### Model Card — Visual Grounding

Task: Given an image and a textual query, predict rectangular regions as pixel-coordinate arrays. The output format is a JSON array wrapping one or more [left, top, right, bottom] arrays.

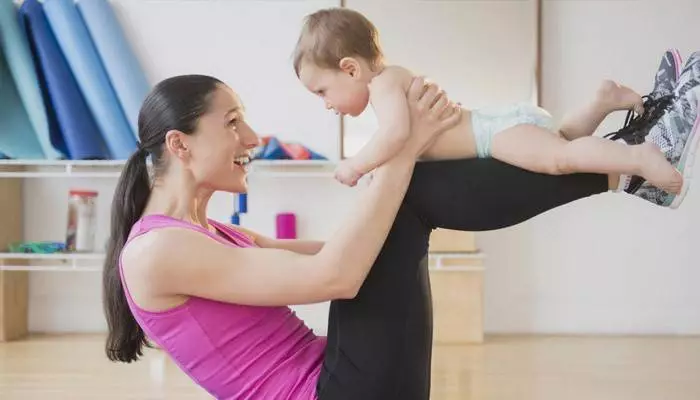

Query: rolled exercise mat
[[0, 0, 62, 159], [19, 0, 109, 160], [18, 2, 69, 159], [44, 0, 137, 159], [77, 0, 149, 140], [0, 49, 45, 159]]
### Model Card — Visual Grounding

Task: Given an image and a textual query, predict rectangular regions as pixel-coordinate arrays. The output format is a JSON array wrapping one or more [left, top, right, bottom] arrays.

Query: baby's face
[[298, 60, 370, 117]]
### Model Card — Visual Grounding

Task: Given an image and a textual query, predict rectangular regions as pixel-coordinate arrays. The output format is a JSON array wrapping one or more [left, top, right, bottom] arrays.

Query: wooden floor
[[1, 334, 700, 399]]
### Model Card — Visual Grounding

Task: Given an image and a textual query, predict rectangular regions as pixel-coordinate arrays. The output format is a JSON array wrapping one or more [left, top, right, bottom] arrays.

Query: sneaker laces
[[603, 94, 675, 144]]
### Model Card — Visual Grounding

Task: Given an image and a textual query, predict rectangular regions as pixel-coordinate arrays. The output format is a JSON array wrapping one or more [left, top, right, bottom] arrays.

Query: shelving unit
[[0, 158, 336, 341], [0, 177, 26, 341]]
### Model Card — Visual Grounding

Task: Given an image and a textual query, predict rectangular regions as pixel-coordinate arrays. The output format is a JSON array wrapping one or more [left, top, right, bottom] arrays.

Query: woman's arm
[[227, 224, 324, 255], [125, 80, 461, 307], [128, 153, 416, 306], [262, 239, 324, 255]]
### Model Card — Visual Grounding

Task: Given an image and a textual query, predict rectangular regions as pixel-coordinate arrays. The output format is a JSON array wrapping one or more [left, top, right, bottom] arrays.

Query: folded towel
[[254, 136, 327, 161]]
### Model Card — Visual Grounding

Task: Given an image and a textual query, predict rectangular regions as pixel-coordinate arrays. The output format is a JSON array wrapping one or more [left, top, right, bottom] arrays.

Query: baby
[[293, 8, 681, 195]]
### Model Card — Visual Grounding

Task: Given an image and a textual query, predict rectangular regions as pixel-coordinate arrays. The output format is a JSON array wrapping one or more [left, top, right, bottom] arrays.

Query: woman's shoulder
[[120, 221, 176, 278], [121, 247, 189, 313], [121, 214, 257, 282], [119, 217, 210, 312], [121, 216, 202, 275]]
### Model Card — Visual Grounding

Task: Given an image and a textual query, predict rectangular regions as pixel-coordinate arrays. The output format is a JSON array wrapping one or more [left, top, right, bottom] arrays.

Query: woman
[[104, 56, 693, 399]]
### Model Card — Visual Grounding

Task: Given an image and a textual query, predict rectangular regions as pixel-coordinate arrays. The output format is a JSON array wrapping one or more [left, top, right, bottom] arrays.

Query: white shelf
[[0, 251, 483, 272], [429, 252, 485, 271], [0, 252, 104, 272], [0, 159, 336, 179], [248, 160, 335, 178], [0, 253, 105, 260]]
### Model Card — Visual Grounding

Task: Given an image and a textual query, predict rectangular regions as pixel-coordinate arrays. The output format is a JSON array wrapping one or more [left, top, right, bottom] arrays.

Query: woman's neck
[[144, 173, 213, 231]]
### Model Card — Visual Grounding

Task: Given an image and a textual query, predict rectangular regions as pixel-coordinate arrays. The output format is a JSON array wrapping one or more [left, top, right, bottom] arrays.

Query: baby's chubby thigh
[[418, 108, 478, 161]]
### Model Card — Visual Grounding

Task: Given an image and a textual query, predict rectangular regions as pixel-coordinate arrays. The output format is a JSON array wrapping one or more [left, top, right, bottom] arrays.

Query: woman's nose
[[240, 125, 261, 149]]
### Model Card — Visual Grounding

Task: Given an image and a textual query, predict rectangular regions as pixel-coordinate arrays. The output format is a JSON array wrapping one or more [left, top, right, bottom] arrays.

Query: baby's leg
[[559, 80, 645, 140], [490, 124, 683, 194]]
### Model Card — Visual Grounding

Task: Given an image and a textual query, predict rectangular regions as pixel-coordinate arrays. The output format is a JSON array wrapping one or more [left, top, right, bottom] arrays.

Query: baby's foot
[[635, 142, 683, 194], [596, 79, 645, 115]]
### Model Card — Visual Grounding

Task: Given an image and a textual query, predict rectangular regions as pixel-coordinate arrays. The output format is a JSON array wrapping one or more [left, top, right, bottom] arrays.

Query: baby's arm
[[343, 70, 411, 176]]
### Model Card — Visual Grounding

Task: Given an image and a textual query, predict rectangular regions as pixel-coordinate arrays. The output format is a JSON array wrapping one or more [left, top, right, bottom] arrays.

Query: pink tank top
[[119, 214, 326, 399]]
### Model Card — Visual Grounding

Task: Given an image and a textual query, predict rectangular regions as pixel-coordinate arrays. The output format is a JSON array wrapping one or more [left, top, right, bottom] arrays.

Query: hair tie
[[135, 144, 148, 158]]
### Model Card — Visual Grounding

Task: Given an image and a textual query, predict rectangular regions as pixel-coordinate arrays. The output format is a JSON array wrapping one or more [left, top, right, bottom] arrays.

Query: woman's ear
[[164, 130, 190, 161], [339, 57, 361, 79]]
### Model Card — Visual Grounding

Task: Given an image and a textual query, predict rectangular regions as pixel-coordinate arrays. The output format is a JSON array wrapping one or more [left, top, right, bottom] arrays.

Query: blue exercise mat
[[77, 0, 149, 140], [18, 6, 69, 159], [19, 0, 109, 160], [0, 0, 62, 159], [44, 0, 137, 159], [0, 50, 45, 159]]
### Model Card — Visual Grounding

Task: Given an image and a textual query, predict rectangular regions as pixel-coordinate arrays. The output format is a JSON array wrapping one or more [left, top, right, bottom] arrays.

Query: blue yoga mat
[[0, 50, 45, 159], [77, 0, 149, 141], [0, 0, 62, 159], [44, 0, 137, 159], [19, 0, 109, 160]]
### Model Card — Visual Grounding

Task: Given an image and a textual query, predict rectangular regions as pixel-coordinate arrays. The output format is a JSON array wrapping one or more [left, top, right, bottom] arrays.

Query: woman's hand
[[403, 77, 462, 157]]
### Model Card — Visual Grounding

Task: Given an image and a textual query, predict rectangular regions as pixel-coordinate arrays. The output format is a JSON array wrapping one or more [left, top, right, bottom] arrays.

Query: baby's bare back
[[377, 65, 478, 160]]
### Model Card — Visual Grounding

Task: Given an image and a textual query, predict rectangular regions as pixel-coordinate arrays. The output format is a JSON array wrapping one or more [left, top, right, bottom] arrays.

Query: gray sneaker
[[651, 48, 682, 100], [605, 49, 680, 146], [609, 50, 681, 194], [628, 51, 700, 208]]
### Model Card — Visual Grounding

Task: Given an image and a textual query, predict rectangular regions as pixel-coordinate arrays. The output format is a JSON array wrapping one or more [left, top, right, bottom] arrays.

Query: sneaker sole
[[668, 93, 700, 209]]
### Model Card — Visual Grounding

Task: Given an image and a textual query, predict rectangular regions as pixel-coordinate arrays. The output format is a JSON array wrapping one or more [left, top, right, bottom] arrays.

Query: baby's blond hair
[[293, 8, 384, 76]]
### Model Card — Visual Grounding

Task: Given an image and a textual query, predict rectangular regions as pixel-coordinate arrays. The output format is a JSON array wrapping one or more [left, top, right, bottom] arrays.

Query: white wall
[[342, 0, 538, 156], [482, 0, 700, 334], [25, 0, 700, 336], [25, 0, 350, 335]]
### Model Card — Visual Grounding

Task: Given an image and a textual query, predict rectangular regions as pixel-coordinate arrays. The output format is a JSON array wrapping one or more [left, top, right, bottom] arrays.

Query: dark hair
[[293, 7, 384, 76], [103, 74, 223, 363]]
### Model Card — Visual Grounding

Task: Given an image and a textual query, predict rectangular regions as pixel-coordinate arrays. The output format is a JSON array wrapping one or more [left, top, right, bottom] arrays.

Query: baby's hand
[[334, 160, 364, 187]]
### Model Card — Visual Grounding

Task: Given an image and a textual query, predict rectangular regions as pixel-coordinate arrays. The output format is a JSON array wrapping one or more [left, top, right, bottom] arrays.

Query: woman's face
[[184, 85, 260, 194]]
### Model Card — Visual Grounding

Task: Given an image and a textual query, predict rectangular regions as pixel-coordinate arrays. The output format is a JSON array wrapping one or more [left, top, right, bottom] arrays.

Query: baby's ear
[[339, 57, 360, 78]]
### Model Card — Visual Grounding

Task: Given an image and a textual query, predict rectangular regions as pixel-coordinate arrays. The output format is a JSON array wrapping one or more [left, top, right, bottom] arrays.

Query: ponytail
[[101, 74, 224, 363], [103, 148, 152, 362]]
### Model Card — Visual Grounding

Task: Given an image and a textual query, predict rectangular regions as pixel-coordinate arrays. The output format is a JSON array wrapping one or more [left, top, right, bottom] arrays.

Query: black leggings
[[316, 158, 608, 400]]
